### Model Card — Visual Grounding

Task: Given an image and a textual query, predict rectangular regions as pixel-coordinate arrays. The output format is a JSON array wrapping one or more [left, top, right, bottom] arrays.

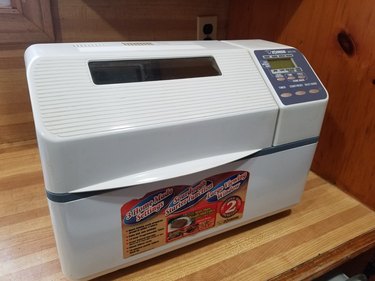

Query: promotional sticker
[[121, 171, 249, 258]]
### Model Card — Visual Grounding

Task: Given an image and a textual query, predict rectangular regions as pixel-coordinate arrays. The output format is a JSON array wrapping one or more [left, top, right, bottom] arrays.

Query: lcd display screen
[[89, 57, 221, 85], [268, 58, 295, 70]]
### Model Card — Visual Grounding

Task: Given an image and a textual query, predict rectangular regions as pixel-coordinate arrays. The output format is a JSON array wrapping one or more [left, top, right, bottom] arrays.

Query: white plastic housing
[[25, 41, 280, 193], [49, 143, 317, 280], [23, 40, 329, 280], [226, 40, 328, 145]]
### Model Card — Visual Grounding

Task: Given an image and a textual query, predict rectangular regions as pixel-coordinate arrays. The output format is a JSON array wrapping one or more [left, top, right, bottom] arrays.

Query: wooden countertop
[[1, 143, 375, 280]]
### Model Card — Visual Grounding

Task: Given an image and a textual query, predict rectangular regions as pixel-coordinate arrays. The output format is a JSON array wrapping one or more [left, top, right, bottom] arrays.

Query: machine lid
[[25, 41, 278, 141]]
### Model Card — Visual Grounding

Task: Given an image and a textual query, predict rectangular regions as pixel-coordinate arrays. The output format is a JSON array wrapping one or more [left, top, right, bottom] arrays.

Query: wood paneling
[[228, 0, 375, 209], [0, 45, 36, 144], [0, 144, 375, 280], [0, 0, 54, 44], [0, 0, 229, 145], [54, 0, 229, 42]]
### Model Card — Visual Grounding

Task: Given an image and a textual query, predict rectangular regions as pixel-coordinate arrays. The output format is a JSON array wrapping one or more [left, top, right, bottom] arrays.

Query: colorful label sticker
[[121, 171, 249, 258]]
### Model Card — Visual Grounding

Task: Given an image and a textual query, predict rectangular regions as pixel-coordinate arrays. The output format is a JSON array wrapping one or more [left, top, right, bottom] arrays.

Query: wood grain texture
[[53, 0, 229, 42], [228, 0, 375, 209], [0, 144, 374, 280], [0, 0, 229, 146], [0, 0, 55, 44], [0, 45, 36, 145]]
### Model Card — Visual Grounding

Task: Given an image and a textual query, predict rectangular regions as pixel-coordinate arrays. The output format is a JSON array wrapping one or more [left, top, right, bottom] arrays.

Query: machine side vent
[[122, 42, 154, 46], [73, 43, 107, 48]]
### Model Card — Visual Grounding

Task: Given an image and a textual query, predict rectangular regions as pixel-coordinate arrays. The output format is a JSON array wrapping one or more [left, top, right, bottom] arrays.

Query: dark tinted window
[[88, 57, 221, 85]]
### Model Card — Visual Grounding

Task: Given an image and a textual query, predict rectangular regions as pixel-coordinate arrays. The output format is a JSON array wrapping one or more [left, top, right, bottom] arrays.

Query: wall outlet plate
[[197, 16, 217, 40]]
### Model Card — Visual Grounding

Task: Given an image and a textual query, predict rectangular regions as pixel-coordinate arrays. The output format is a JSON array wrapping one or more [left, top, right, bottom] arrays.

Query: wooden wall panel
[[228, 0, 375, 209], [0, 45, 36, 144], [0, 0, 229, 146], [54, 0, 229, 42]]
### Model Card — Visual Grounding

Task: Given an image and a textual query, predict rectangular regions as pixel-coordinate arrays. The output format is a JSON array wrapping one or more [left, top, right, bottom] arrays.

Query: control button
[[280, 92, 292, 98], [309, 89, 320, 94], [277, 77, 286, 81], [287, 76, 296, 80], [295, 91, 306, 96]]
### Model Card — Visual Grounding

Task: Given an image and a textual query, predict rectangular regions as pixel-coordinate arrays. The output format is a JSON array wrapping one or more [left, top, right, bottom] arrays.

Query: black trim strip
[[46, 137, 318, 203], [238, 136, 318, 161]]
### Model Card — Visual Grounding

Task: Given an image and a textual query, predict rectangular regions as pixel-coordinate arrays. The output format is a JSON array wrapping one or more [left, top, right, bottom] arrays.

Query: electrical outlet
[[197, 16, 217, 40]]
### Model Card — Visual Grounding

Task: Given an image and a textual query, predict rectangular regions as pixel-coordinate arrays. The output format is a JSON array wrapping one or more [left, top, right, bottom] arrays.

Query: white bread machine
[[25, 40, 328, 280]]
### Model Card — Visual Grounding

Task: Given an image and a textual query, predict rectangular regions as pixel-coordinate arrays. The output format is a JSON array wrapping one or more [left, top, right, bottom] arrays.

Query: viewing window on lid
[[88, 57, 222, 85]]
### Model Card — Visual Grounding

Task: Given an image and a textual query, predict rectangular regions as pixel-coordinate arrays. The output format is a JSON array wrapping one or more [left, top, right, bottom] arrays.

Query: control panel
[[254, 49, 327, 105]]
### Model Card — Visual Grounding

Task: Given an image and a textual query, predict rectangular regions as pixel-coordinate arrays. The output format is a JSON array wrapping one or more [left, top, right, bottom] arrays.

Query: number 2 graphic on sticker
[[220, 196, 242, 218], [225, 200, 237, 214]]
